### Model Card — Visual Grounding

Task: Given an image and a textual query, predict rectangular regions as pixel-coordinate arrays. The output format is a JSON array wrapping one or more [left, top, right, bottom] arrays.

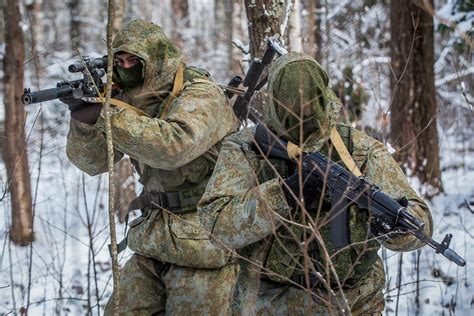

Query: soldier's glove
[[281, 165, 324, 209], [60, 97, 102, 125]]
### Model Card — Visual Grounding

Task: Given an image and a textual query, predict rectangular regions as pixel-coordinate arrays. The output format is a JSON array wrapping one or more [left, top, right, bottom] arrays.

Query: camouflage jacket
[[66, 20, 238, 194], [198, 53, 433, 289]]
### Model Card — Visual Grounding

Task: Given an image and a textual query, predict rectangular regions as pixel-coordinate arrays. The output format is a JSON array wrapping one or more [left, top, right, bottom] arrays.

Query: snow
[[0, 0, 472, 315]]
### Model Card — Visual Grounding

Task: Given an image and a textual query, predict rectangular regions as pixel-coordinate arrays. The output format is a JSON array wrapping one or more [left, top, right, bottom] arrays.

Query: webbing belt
[[112, 185, 206, 256], [128, 188, 205, 214]]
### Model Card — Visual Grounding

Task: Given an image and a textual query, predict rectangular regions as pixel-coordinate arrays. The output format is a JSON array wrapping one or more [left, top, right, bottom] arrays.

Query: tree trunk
[[302, 0, 320, 59], [68, 0, 81, 50], [214, 0, 235, 79], [111, 0, 137, 222], [3, 0, 34, 245], [231, 0, 247, 75], [114, 158, 137, 223], [113, 0, 126, 35], [244, 0, 286, 119], [390, 0, 443, 195], [288, 0, 302, 52], [171, 0, 189, 49], [24, 0, 44, 82], [244, 0, 286, 58]]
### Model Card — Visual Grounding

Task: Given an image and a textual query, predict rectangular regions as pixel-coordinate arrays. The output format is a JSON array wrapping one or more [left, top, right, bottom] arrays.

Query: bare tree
[[231, 0, 248, 76], [114, 158, 137, 223], [214, 0, 235, 79], [111, 0, 138, 223], [390, 0, 443, 194], [288, 0, 302, 52], [3, 0, 34, 245], [302, 0, 323, 60], [171, 0, 189, 49], [67, 0, 81, 50], [24, 0, 44, 81], [113, 0, 126, 35], [244, 0, 287, 58]]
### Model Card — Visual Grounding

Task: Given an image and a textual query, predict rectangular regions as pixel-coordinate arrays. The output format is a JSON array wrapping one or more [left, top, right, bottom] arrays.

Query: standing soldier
[[63, 19, 240, 314], [197, 52, 433, 315]]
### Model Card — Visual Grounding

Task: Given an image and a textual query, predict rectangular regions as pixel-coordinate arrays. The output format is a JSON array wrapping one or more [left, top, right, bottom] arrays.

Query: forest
[[0, 0, 472, 315]]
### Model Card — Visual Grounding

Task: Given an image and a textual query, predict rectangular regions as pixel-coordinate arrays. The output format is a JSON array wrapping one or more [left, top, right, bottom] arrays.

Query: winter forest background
[[0, 0, 472, 315]]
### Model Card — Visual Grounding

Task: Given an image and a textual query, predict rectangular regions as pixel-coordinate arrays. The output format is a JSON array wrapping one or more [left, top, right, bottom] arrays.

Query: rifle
[[226, 38, 287, 121], [21, 56, 107, 105], [253, 124, 466, 267]]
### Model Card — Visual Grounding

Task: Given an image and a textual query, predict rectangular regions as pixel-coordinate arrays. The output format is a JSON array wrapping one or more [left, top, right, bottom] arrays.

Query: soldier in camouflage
[[197, 52, 433, 315], [64, 19, 240, 314]]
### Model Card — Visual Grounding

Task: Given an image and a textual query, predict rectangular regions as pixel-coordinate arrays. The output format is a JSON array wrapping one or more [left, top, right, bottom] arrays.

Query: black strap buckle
[[149, 191, 168, 209]]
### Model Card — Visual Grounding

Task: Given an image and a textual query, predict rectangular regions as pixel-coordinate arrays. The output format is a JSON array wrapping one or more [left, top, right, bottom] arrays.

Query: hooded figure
[[65, 19, 240, 314], [198, 52, 432, 315], [262, 52, 340, 145]]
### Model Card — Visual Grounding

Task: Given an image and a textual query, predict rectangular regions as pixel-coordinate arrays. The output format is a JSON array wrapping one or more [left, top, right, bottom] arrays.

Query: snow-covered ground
[[0, 0, 472, 314], [1, 64, 472, 316], [383, 135, 473, 315]]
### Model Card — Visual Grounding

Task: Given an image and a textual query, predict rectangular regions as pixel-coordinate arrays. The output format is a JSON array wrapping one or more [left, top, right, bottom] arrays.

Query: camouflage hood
[[262, 52, 341, 145], [112, 19, 182, 108]]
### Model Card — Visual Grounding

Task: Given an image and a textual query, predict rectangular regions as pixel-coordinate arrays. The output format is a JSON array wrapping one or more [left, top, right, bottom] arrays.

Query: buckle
[[149, 192, 169, 209]]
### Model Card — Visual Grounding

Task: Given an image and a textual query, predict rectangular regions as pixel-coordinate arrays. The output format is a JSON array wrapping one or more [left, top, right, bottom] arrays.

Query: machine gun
[[226, 38, 287, 121], [253, 124, 466, 267], [21, 56, 108, 106]]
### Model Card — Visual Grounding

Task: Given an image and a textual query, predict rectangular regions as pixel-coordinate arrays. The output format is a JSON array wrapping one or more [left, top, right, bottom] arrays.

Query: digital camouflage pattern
[[198, 52, 433, 314], [103, 255, 240, 315], [66, 19, 239, 314], [263, 52, 341, 144]]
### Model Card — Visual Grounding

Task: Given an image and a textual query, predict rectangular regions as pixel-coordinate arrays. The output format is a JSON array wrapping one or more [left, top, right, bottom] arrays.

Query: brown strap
[[286, 127, 362, 177], [287, 142, 302, 160], [86, 64, 185, 119], [160, 64, 185, 118], [329, 127, 362, 177]]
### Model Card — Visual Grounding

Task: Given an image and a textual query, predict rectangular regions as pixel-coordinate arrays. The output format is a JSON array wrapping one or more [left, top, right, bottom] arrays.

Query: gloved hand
[[60, 97, 102, 125], [281, 163, 324, 209]]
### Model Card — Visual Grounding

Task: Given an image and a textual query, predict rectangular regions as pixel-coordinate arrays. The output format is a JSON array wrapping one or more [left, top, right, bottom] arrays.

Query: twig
[[104, 1, 120, 315], [395, 252, 403, 316]]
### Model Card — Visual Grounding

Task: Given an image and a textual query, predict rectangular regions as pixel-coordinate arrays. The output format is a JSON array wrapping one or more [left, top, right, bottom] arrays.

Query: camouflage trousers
[[104, 254, 240, 315], [234, 258, 386, 316]]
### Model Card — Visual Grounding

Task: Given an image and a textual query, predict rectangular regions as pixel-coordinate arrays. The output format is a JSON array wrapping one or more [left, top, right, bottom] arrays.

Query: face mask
[[115, 62, 144, 89]]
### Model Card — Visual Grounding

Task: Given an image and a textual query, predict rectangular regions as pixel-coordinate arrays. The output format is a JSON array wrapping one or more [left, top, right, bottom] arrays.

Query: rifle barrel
[[22, 85, 73, 105]]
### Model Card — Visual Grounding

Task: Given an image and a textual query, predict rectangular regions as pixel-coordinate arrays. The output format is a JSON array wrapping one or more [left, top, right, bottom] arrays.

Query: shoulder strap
[[329, 127, 362, 177], [160, 64, 185, 119], [285, 127, 361, 177], [87, 65, 187, 119]]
